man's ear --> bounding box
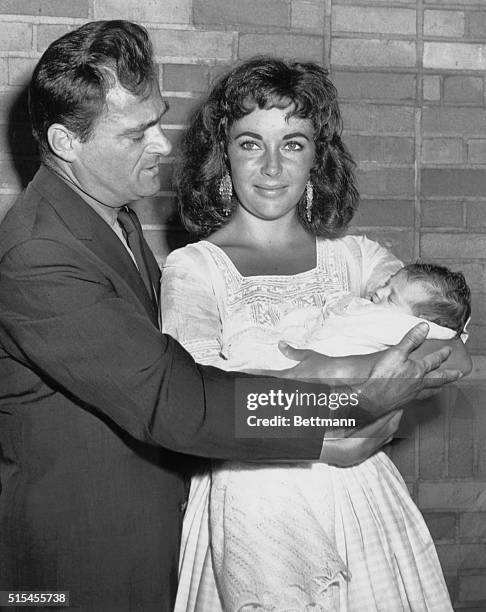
[47,123,77,162]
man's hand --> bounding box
[280,322,462,418]
[359,322,462,416]
[279,343,373,380]
[320,410,403,467]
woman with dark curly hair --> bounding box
[176,57,357,239]
[161,57,456,611]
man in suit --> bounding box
[0,20,463,611]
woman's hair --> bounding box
[175,56,359,237]
[29,20,156,160]
[402,263,471,335]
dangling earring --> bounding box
[219,172,233,216]
[305,180,314,223]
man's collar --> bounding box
[41,162,123,228]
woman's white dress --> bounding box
[161,235,453,612]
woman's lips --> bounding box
[254,185,287,197]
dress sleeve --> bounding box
[160,246,224,367]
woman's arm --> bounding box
[160,246,224,367]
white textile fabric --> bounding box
[299,294,455,356]
[161,235,453,612]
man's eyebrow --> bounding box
[121,104,168,135]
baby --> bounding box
[303,262,471,356]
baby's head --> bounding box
[370,263,471,335]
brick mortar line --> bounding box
[412,0,424,478]
[155,59,233,66]
[353,227,416,232]
[361,194,486,204]
[341,100,420,105]
[0,52,43,58]
[416,478,486,483]
[423,2,484,5]
[334,35,486,44]
[422,69,486,75]
[343,130,417,136]
[332,1,417,5]
[20,21,214,31]
[335,67,421,73]
[341,99,486,104]
[178,26,322,35]
[424,37,486,42]
[0,16,87,25]
[31,20,37,55]
[357,163,418,167]
[414,0,424,262]
[336,68,486,74]
[411,230,486,235]
[463,197,468,228]
[332,32,419,40]
[417,164,486,168]
[333,1,484,6]
[153,56,234,64]
[324,0,333,69]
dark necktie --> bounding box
[117,207,156,305]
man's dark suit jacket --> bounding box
[0,166,322,611]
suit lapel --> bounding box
[32,166,160,327]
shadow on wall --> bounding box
[7,84,39,192]
[165,209,193,255]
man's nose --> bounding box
[262,148,282,177]
[149,125,172,157]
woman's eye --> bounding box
[131,134,144,142]
[240,140,260,150]
[283,141,303,151]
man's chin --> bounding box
[138,178,161,198]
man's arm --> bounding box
[0,238,324,461]
[0,239,459,468]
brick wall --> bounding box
[386,380,486,610]
[0,1,484,609]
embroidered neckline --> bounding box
[199,238,320,280]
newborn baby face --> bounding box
[369,270,430,315]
